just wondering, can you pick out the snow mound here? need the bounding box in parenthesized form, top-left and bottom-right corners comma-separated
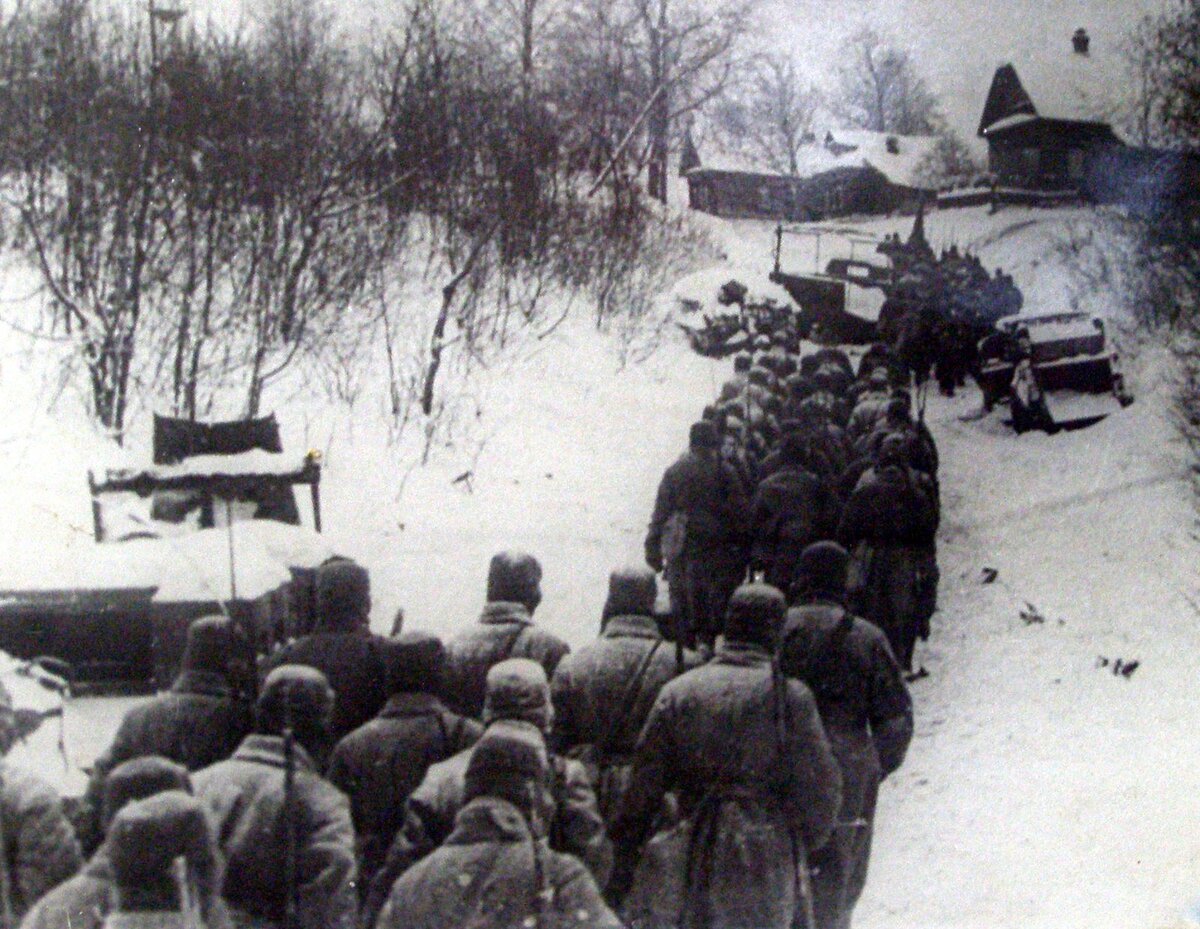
(148, 528, 293, 602)
(0, 652, 64, 716)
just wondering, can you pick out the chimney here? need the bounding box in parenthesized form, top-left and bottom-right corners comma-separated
(1072, 28, 1090, 56)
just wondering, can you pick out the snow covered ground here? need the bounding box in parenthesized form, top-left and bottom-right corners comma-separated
(861, 350, 1200, 929)
(1, 205, 1198, 927)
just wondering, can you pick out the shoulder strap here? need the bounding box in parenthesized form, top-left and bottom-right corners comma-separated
(595, 640, 663, 759)
(431, 708, 451, 760)
(771, 657, 792, 767)
(806, 608, 854, 680)
(498, 622, 528, 662)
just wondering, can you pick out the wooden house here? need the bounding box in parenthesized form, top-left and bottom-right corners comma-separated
(978, 30, 1124, 191)
(978, 29, 1200, 213)
(684, 130, 938, 222)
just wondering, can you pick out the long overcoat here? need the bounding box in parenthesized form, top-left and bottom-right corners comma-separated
(375, 796, 621, 929)
(441, 603, 571, 720)
(192, 735, 357, 929)
(0, 762, 83, 929)
(364, 720, 611, 926)
(17, 853, 112, 929)
(259, 632, 389, 741)
(780, 602, 914, 929)
(644, 450, 750, 645)
(550, 614, 699, 823)
(613, 642, 841, 929)
(327, 692, 482, 886)
(837, 465, 938, 670)
(750, 465, 838, 592)
(82, 670, 254, 849)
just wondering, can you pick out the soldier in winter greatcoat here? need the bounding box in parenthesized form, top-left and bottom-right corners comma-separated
(327, 633, 482, 892)
(716, 354, 753, 405)
(645, 421, 750, 650)
(84, 615, 254, 851)
(259, 560, 390, 741)
(845, 368, 894, 442)
(21, 757, 193, 929)
(193, 666, 358, 929)
(750, 433, 840, 592)
(365, 659, 610, 927)
(442, 552, 571, 719)
(838, 434, 939, 671)
(611, 584, 841, 929)
(550, 567, 700, 824)
(374, 727, 621, 929)
(779, 543, 913, 929)
(855, 398, 938, 478)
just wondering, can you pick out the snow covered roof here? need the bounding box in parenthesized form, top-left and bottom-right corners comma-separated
(0, 651, 63, 716)
(1014, 58, 1115, 125)
(822, 130, 939, 189)
(691, 130, 939, 190)
(98, 450, 316, 486)
(688, 144, 781, 177)
(980, 38, 1125, 135)
(981, 112, 1039, 135)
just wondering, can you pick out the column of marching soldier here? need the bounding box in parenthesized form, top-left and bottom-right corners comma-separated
(1, 341, 939, 929)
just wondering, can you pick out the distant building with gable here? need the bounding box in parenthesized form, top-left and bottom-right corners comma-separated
(683, 129, 938, 222)
(977, 28, 1199, 212)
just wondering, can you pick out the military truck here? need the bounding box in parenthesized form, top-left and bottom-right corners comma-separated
(0, 415, 336, 692)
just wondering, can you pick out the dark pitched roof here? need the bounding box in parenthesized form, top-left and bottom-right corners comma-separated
(979, 52, 1120, 137)
(978, 64, 1036, 136)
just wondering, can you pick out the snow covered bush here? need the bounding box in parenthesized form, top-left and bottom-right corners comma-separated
(1058, 209, 1200, 473)
(0, 0, 725, 457)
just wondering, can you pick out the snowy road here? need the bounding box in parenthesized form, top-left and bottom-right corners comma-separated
(859, 361, 1200, 929)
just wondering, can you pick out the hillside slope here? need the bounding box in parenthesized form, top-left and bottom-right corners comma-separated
(1, 206, 1197, 927)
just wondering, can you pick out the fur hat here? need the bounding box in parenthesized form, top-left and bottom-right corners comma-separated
(747, 366, 772, 388)
(877, 432, 911, 467)
(689, 421, 719, 450)
(724, 584, 787, 648)
(102, 756, 192, 833)
(257, 664, 335, 733)
(793, 542, 850, 599)
(181, 614, 239, 675)
(315, 560, 371, 632)
(602, 565, 657, 621)
(483, 659, 552, 732)
(463, 725, 548, 806)
(108, 791, 214, 889)
(486, 552, 543, 608)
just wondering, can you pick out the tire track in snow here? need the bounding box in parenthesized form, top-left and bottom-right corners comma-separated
(955, 469, 1186, 533)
